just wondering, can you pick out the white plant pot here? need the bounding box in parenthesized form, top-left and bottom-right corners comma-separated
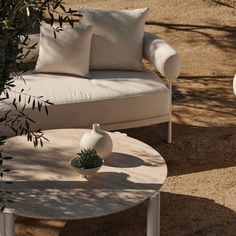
(80, 123, 113, 160)
(70, 158, 103, 178)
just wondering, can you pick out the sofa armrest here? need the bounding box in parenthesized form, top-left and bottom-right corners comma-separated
(143, 32, 181, 80)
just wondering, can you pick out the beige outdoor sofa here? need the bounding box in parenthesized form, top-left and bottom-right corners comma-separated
(0, 32, 181, 143)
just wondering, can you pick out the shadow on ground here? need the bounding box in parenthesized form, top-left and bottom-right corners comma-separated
(16, 192, 236, 236)
(122, 123, 236, 176)
(145, 21, 236, 51)
(175, 75, 236, 109)
(209, 0, 235, 8)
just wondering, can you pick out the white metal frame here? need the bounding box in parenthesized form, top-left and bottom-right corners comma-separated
(167, 79, 172, 144)
(0, 192, 161, 236)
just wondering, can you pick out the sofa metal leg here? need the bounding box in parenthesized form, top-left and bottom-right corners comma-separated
(0, 213, 5, 236)
(168, 121, 172, 143)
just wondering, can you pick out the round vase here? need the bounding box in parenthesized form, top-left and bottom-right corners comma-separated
(80, 123, 113, 160)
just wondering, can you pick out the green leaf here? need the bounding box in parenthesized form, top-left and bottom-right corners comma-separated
(3, 156, 13, 160)
(59, 4, 66, 12)
(67, 9, 79, 14)
(38, 101, 42, 111)
(0, 116, 7, 123)
(68, 18, 74, 28)
(48, 11, 54, 26)
(0, 205, 5, 213)
(53, 30, 57, 39)
(45, 100, 54, 105)
(33, 138, 38, 147)
(20, 127, 25, 136)
(32, 99, 35, 109)
(58, 15, 63, 28)
(25, 120, 30, 130)
(40, 139, 43, 147)
(21, 104, 26, 112)
(23, 50, 30, 59)
(45, 105, 48, 115)
(13, 98, 17, 109)
(54, 0, 62, 10)
(26, 116, 35, 123)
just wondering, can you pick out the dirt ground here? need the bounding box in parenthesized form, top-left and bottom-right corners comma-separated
(16, 0, 236, 235)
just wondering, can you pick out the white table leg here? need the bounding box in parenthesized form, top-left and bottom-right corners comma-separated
(5, 213, 14, 236)
(0, 213, 5, 236)
(0, 213, 15, 236)
(147, 191, 160, 236)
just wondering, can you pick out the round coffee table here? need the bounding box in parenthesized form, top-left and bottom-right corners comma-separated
(0, 129, 167, 236)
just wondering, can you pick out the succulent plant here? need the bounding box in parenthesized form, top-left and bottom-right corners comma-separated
(72, 148, 103, 169)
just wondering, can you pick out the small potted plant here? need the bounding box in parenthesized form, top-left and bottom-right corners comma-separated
(70, 148, 104, 178)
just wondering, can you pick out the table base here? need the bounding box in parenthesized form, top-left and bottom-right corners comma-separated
(147, 191, 160, 236)
(0, 192, 160, 236)
(0, 212, 15, 236)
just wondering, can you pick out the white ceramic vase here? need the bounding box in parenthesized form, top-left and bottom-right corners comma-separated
(80, 124, 113, 160)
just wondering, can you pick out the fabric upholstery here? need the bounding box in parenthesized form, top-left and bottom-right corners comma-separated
(143, 32, 181, 79)
(79, 8, 149, 71)
(0, 70, 169, 135)
(35, 23, 93, 77)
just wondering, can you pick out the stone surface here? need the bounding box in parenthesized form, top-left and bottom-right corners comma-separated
(3, 129, 167, 220)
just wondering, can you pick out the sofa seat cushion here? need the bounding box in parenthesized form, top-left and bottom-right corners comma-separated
(1, 70, 169, 133)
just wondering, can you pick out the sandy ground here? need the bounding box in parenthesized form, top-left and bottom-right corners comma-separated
(16, 0, 236, 235)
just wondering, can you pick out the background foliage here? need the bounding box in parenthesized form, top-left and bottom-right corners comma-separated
(0, 0, 78, 211)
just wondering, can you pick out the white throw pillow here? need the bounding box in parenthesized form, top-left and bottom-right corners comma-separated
(79, 8, 149, 71)
(35, 23, 93, 77)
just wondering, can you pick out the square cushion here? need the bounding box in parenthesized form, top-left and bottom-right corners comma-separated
(35, 23, 93, 77)
(79, 8, 149, 71)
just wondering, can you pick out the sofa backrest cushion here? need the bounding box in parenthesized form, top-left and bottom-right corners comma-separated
(35, 23, 93, 77)
(79, 7, 149, 71)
